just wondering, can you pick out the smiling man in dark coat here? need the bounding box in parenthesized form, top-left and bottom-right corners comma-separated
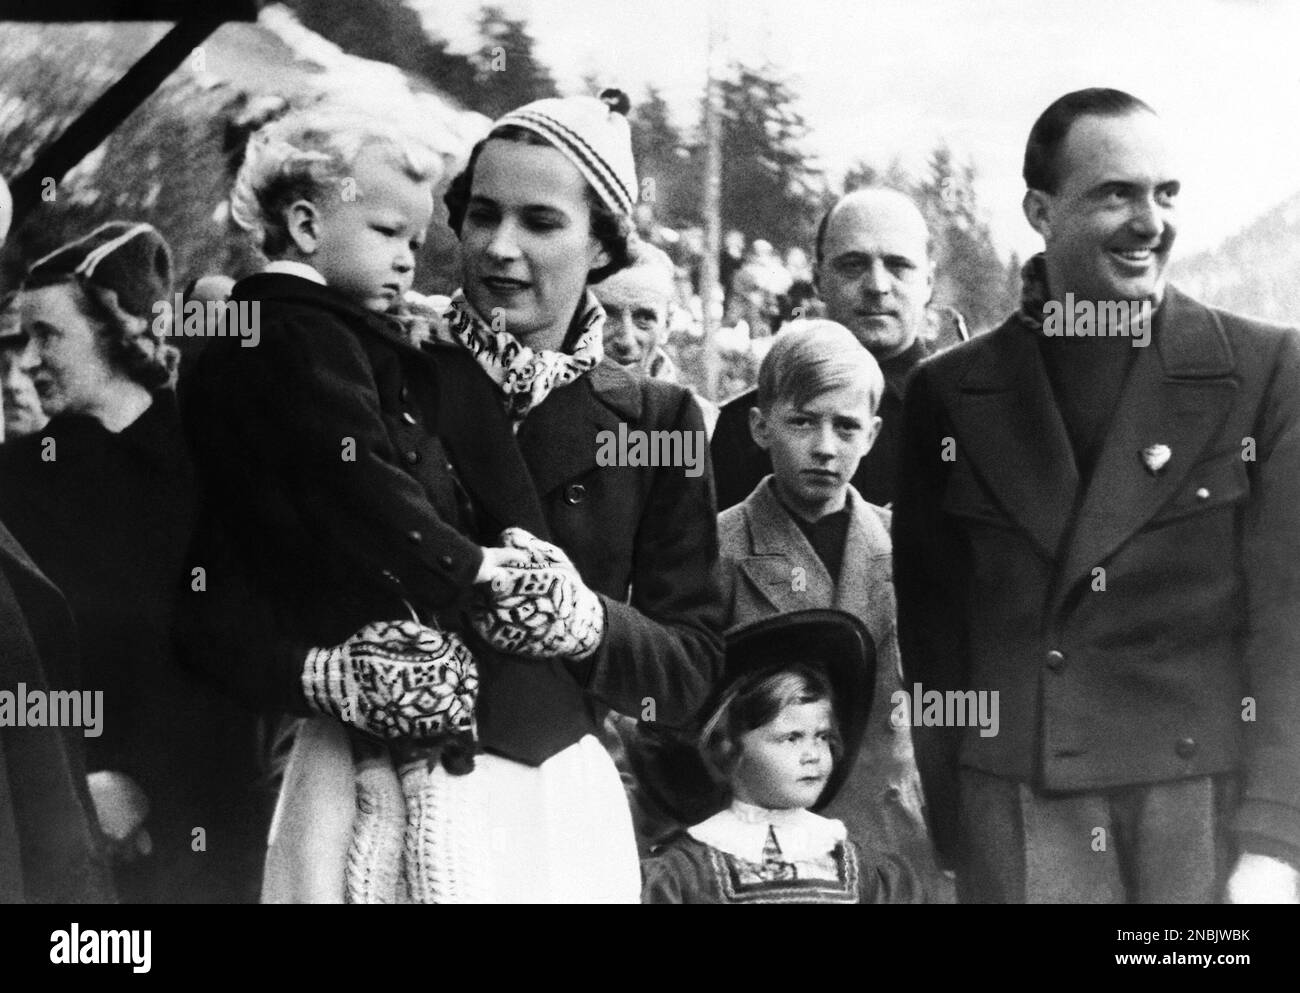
(894, 88, 1300, 903)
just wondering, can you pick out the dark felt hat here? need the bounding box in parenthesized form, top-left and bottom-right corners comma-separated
(629, 608, 877, 827)
(25, 221, 172, 320)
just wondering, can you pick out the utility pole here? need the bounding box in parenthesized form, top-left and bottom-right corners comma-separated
(699, 3, 724, 401)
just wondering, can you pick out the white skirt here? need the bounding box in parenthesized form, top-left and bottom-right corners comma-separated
(263, 716, 640, 904)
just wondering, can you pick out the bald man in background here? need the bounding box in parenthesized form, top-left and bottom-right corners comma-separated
(711, 189, 938, 510)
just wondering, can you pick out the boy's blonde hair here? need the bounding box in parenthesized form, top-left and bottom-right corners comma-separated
(230, 105, 441, 256)
(755, 319, 885, 415)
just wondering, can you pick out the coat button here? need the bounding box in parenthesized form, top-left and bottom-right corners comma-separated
(402, 411, 418, 426)
(1175, 737, 1197, 759)
(437, 554, 455, 570)
(1195, 487, 1210, 500)
(404, 450, 420, 466)
(1046, 649, 1066, 671)
(564, 483, 586, 505)
(406, 530, 422, 545)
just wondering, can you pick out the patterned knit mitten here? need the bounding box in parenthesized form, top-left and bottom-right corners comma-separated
(302, 619, 480, 744)
(470, 529, 605, 661)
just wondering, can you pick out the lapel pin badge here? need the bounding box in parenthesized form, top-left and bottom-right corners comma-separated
(1140, 444, 1172, 476)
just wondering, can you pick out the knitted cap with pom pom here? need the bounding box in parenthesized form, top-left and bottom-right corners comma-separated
(494, 89, 637, 218)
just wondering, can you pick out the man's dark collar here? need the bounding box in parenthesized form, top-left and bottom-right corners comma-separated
(876, 335, 930, 399)
(882, 334, 931, 368)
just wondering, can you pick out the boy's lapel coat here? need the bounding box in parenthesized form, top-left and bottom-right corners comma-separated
(732, 479, 834, 615)
(726, 480, 894, 659)
(834, 495, 897, 671)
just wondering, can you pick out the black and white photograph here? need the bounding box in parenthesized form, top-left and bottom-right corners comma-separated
(0, 0, 1296, 957)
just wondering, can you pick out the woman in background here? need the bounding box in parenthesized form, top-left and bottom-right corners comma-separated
(0, 173, 114, 904)
(0, 222, 266, 903)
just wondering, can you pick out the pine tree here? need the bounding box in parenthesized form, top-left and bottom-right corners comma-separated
(692, 62, 825, 251)
(630, 86, 697, 229)
(471, 5, 560, 119)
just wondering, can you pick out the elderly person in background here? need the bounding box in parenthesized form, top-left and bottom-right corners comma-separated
(593, 241, 720, 444)
(0, 173, 114, 904)
(595, 241, 677, 377)
(0, 222, 266, 903)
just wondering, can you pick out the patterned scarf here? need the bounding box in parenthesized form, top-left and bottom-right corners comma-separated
(1017, 252, 1052, 331)
(444, 290, 606, 424)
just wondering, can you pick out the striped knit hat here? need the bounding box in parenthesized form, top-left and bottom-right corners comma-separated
(495, 89, 637, 218)
(25, 221, 173, 319)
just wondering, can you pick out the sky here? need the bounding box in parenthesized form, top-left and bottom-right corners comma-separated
(415, 0, 1300, 260)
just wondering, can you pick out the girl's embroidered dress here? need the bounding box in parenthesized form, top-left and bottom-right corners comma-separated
(641, 800, 923, 904)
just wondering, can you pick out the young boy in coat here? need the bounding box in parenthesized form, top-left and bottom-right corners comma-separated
(182, 106, 551, 901)
(715, 319, 946, 898)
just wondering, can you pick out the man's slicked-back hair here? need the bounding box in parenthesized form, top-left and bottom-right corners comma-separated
(1023, 88, 1157, 194)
